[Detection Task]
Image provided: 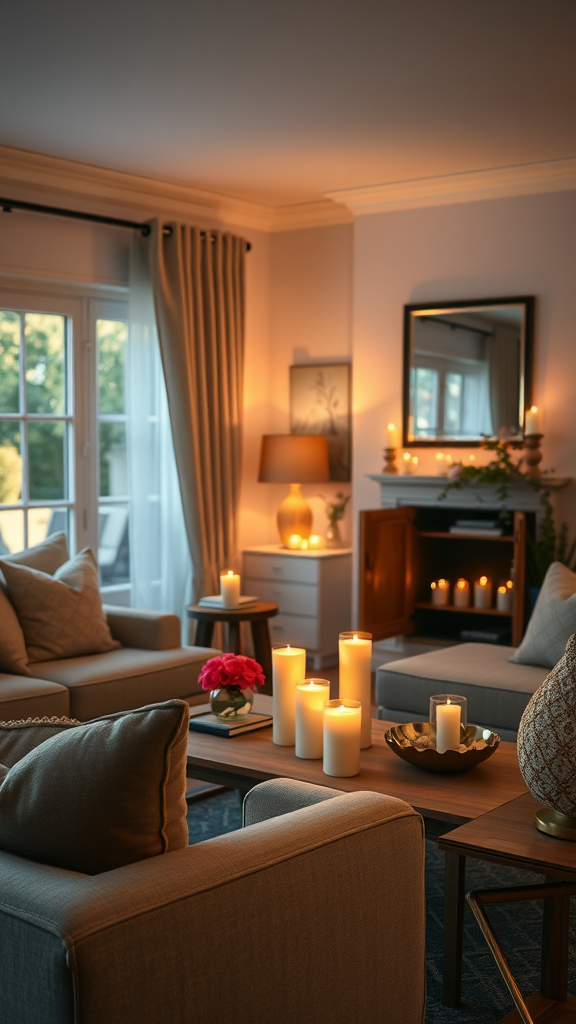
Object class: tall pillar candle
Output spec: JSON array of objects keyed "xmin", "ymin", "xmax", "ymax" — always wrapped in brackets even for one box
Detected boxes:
[
  {"xmin": 435, "ymin": 700, "xmax": 461, "ymax": 753},
  {"xmin": 474, "ymin": 576, "xmax": 492, "ymax": 609},
  {"xmin": 339, "ymin": 631, "xmax": 372, "ymax": 749},
  {"xmin": 296, "ymin": 679, "xmax": 330, "ymax": 759},
  {"xmin": 272, "ymin": 645, "xmax": 306, "ymax": 746},
  {"xmin": 430, "ymin": 579, "xmax": 450, "ymax": 606},
  {"xmin": 323, "ymin": 699, "xmax": 361, "ymax": 777},
  {"xmin": 496, "ymin": 583, "xmax": 513, "ymax": 612},
  {"xmin": 453, "ymin": 578, "xmax": 470, "ymax": 608},
  {"xmin": 220, "ymin": 570, "xmax": 240, "ymax": 608}
]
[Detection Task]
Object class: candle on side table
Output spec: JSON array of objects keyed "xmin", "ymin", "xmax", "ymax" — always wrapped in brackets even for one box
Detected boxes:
[
  {"xmin": 474, "ymin": 576, "xmax": 492, "ymax": 609},
  {"xmin": 272, "ymin": 645, "xmax": 306, "ymax": 746},
  {"xmin": 296, "ymin": 679, "xmax": 330, "ymax": 759},
  {"xmin": 430, "ymin": 579, "xmax": 450, "ymax": 606},
  {"xmin": 323, "ymin": 699, "xmax": 361, "ymax": 777},
  {"xmin": 220, "ymin": 570, "xmax": 240, "ymax": 608},
  {"xmin": 453, "ymin": 578, "xmax": 470, "ymax": 608},
  {"xmin": 339, "ymin": 631, "xmax": 372, "ymax": 748}
]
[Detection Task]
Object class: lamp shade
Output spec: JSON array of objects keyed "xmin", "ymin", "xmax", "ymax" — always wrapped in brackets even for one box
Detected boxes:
[{"xmin": 258, "ymin": 435, "xmax": 330, "ymax": 484}]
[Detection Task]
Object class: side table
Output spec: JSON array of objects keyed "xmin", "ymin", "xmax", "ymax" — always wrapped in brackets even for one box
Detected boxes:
[{"xmin": 187, "ymin": 601, "xmax": 279, "ymax": 694}]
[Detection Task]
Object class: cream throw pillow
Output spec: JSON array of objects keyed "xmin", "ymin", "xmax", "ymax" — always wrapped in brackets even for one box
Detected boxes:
[
  {"xmin": 0, "ymin": 532, "xmax": 70, "ymax": 675},
  {"xmin": 0, "ymin": 549, "xmax": 120, "ymax": 663},
  {"xmin": 511, "ymin": 562, "xmax": 576, "ymax": 669}
]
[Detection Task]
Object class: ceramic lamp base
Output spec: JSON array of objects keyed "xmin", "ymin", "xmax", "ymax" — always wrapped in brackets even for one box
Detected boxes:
[
  {"xmin": 277, "ymin": 483, "xmax": 312, "ymax": 547},
  {"xmin": 534, "ymin": 807, "xmax": 576, "ymax": 841}
]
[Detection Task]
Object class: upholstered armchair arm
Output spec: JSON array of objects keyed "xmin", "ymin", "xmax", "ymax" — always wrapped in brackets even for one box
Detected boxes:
[
  {"xmin": 0, "ymin": 788, "xmax": 425, "ymax": 1024},
  {"xmin": 103, "ymin": 606, "xmax": 181, "ymax": 650},
  {"xmin": 243, "ymin": 776, "xmax": 342, "ymax": 825}
]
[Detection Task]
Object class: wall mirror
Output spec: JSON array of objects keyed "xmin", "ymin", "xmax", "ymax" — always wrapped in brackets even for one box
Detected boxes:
[{"xmin": 403, "ymin": 296, "xmax": 534, "ymax": 447}]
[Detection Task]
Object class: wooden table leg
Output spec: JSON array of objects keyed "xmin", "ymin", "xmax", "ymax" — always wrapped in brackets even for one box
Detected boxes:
[
  {"xmin": 251, "ymin": 619, "xmax": 273, "ymax": 695},
  {"xmin": 194, "ymin": 620, "xmax": 215, "ymax": 648},
  {"xmin": 226, "ymin": 620, "xmax": 241, "ymax": 654},
  {"xmin": 443, "ymin": 851, "xmax": 466, "ymax": 1007},
  {"xmin": 541, "ymin": 879, "xmax": 570, "ymax": 1001}
]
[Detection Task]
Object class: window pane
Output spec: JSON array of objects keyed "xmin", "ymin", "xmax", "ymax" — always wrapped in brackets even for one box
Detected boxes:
[
  {"xmin": 0, "ymin": 509, "xmax": 24, "ymax": 555},
  {"xmin": 99, "ymin": 504, "xmax": 130, "ymax": 585},
  {"xmin": 98, "ymin": 319, "xmax": 127, "ymax": 415},
  {"xmin": 413, "ymin": 366, "xmax": 438, "ymax": 437},
  {"xmin": 444, "ymin": 373, "xmax": 463, "ymax": 434},
  {"xmin": 0, "ymin": 311, "xmax": 21, "ymax": 414},
  {"xmin": 28, "ymin": 507, "xmax": 69, "ymax": 549},
  {"xmin": 28, "ymin": 421, "xmax": 66, "ymax": 500},
  {"xmin": 0, "ymin": 422, "xmax": 22, "ymax": 504},
  {"xmin": 25, "ymin": 313, "xmax": 66, "ymax": 415},
  {"xmin": 99, "ymin": 422, "xmax": 127, "ymax": 497}
]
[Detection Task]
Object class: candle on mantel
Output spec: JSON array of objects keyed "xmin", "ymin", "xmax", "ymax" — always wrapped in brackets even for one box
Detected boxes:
[
  {"xmin": 430, "ymin": 579, "xmax": 450, "ymax": 607},
  {"xmin": 402, "ymin": 452, "xmax": 413, "ymax": 474},
  {"xmin": 339, "ymin": 631, "xmax": 372, "ymax": 749},
  {"xmin": 435, "ymin": 453, "xmax": 447, "ymax": 476},
  {"xmin": 435, "ymin": 699, "xmax": 461, "ymax": 753},
  {"xmin": 220, "ymin": 570, "xmax": 240, "ymax": 608},
  {"xmin": 411, "ymin": 455, "xmax": 419, "ymax": 472},
  {"xmin": 272, "ymin": 645, "xmax": 306, "ymax": 746},
  {"xmin": 323, "ymin": 700, "xmax": 361, "ymax": 777},
  {"xmin": 386, "ymin": 422, "xmax": 399, "ymax": 449},
  {"xmin": 524, "ymin": 405, "xmax": 543, "ymax": 435},
  {"xmin": 296, "ymin": 679, "xmax": 330, "ymax": 759},
  {"xmin": 496, "ymin": 581, "xmax": 514, "ymax": 612},
  {"xmin": 474, "ymin": 575, "xmax": 492, "ymax": 609},
  {"xmin": 453, "ymin": 578, "xmax": 471, "ymax": 608}
]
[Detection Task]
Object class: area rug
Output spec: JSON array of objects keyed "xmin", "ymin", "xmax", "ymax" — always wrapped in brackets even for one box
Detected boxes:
[{"xmin": 187, "ymin": 791, "xmax": 576, "ymax": 1024}]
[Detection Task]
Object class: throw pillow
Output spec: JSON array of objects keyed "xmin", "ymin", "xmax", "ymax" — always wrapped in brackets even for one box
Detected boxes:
[
  {"xmin": 0, "ymin": 531, "xmax": 69, "ymax": 582},
  {"xmin": 0, "ymin": 549, "xmax": 120, "ymax": 663},
  {"xmin": 0, "ymin": 715, "xmax": 81, "ymax": 769},
  {"xmin": 0, "ymin": 700, "xmax": 190, "ymax": 874},
  {"xmin": 517, "ymin": 634, "xmax": 576, "ymax": 817},
  {"xmin": 510, "ymin": 562, "xmax": 576, "ymax": 669}
]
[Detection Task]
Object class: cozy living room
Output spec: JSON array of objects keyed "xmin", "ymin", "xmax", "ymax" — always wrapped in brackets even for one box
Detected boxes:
[{"xmin": 1, "ymin": 2, "xmax": 576, "ymax": 1023}]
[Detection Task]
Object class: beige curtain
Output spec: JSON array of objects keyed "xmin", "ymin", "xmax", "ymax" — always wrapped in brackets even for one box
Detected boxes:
[{"xmin": 146, "ymin": 220, "xmax": 246, "ymax": 601}]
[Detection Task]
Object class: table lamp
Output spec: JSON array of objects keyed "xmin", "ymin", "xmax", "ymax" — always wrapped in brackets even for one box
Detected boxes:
[{"xmin": 258, "ymin": 434, "xmax": 330, "ymax": 547}]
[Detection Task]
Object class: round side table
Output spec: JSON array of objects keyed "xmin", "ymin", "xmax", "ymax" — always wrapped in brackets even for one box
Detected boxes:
[{"xmin": 187, "ymin": 601, "xmax": 279, "ymax": 694}]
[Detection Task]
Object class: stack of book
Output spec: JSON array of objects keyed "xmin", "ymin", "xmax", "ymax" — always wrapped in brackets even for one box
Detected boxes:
[
  {"xmin": 449, "ymin": 519, "xmax": 504, "ymax": 537},
  {"xmin": 198, "ymin": 595, "xmax": 258, "ymax": 608}
]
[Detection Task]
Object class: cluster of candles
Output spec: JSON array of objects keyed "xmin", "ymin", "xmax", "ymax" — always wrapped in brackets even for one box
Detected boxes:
[
  {"xmin": 430, "ymin": 576, "xmax": 514, "ymax": 611},
  {"xmin": 272, "ymin": 631, "xmax": 372, "ymax": 778},
  {"xmin": 286, "ymin": 534, "xmax": 323, "ymax": 551}
]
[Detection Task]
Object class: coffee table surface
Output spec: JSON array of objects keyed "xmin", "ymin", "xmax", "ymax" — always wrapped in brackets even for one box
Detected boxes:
[{"xmin": 187, "ymin": 696, "xmax": 526, "ymax": 825}]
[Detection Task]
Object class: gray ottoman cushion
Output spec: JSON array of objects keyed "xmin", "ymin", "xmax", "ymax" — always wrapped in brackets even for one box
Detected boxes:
[{"xmin": 376, "ymin": 643, "xmax": 549, "ymax": 732}]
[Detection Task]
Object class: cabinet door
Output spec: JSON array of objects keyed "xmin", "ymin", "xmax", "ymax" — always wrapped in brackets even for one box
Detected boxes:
[
  {"xmin": 512, "ymin": 511, "xmax": 526, "ymax": 647},
  {"xmin": 359, "ymin": 508, "xmax": 416, "ymax": 640}
]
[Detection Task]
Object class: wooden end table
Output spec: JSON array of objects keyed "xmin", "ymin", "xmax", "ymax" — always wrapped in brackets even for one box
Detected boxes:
[{"xmin": 187, "ymin": 602, "xmax": 278, "ymax": 693}]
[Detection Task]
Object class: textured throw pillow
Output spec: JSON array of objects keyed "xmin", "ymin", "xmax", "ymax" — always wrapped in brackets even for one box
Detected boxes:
[
  {"xmin": 510, "ymin": 562, "xmax": 576, "ymax": 669},
  {"xmin": 517, "ymin": 634, "xmax": 576, "ymax": 816},
  {"xmin": 0, "ymin": 531, "xmax": 69, "ymax": 581},
  {"xmin": 0, "ymin": 715, "xmax": 81, "ymax": 769},
  {"xmin": 0, "ymin": 700, "xmax": 190, "ymax": 874},
  {"xmin": 0, "ymin": 548, "xmax": 120, "ymax": 663}
]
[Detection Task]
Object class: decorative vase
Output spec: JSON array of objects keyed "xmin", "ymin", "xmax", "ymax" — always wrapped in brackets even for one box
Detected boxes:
[
  {"xmin": 210, "ymin": 686, "xmax": 254, "ymax": 722},
  {"xmin": 326, "ymin": 522, "xmax": 343, "ymax": 548},
  {"xmin": 517, "ymin": 633, "xmax": 576, "ymax": 839}
]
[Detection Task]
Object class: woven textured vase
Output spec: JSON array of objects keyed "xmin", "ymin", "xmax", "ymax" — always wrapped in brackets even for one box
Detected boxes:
[{"xmin": 517, "ymin": 633, "xmax": 576, "ymax": 817}]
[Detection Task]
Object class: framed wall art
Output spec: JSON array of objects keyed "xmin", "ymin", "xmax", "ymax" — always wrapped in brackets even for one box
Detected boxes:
[{"xmin": 289, "ymin": 363, "xmax": 351, "ymax": 481}]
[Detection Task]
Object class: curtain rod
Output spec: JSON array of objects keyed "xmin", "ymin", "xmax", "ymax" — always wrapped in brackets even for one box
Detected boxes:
[
  {"xmin": 0, "ymin": 196, "xmax": 251, "ymax": 250},
  {"xmin": 421, "ymin": 314, "xmax": 492, "ymax": 338}
]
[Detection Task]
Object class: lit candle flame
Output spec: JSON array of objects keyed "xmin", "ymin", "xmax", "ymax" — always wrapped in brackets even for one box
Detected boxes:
[
  {"xmin": 431, "ymin": 581, "xmax": 437, "ymax": 590},
  {"xmin": 456, "ymin": 579, "xmax": 466, "ymax": 589},
  {"xmin": 479, "ymin": 576, "xmax": 488, "ymax": 586},
  {"xmin": 227, "ymin": 570, "xmax": 234, "ymax": 577},
  {"xmin": 506, "ymin": 580, "xmax": 513, "ymax": 589},
  {"xmin": 531, "ymin": 405, "xmax": 538, "ymax": 413}
]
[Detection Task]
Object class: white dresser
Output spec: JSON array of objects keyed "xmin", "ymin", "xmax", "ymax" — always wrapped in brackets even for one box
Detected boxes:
[{"xmin": 242, "ymin": 545, "xmax": 352, "ymax": 669}]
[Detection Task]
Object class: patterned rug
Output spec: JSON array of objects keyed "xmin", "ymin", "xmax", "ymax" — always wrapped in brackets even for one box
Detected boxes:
[{"xmin": 187, "ymin": 790, "xmax": 576, "ymax": 1024}]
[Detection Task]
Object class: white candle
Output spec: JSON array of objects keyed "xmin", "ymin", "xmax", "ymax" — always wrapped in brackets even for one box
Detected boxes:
[
  {"xmin": 296, "ymin": 679, "xmax": 330, "ymax": 759},
  {"xmin": 339, "ymin": 631, "xmax": 372, "ymax": 749},
  {"xmin": 474, "ymin": 576, "xmax": 492, "ymax": 609},
  {"xmin": 287, "ymin": 534, "xmax": 302, "ymax": 550},
  {"xmin": 220, "ymin": 570, "xmax": 240, "ymax": 608},
  {"xmin": 386, "ymin": 422, "xmax": 399, "ymax": 448},
  {"xmin": 411, "ymin": 455, "xmax": 419, "ymax": 472},
  {"xmin": 524, "ymin": 405, "xmax": 543, "ymax": 435},
  {"xmin": 430, "ymin": 579, "xmax": 450, "ymax": 607},
  {"xmin": 403, "ymin": 452, "xmax": 413, "ymax": 474},
  {"xmin": 435, "ymin": 699, "xmax": 461, "ymax": 753},
  {"xmin": 453, "ymin": 578, "xmax": 471, "ymax": 608},
  {"xmin": 308, "ymin": 534, "xmax": 323, "ymax": 549},
  {"xmin": 435, "ymin": 452, "xmax": 447, "ymax": 476},
  {"xmin": 272, "ymin": 645, "xmax": 306, "ymax": 746},
  {"xmin": 496, "ymin": 584, "xmax": 513, "ymax": 612},
  {"xmin": 323, "ymin": 700, "xmax": 361, "ymax": 777}
]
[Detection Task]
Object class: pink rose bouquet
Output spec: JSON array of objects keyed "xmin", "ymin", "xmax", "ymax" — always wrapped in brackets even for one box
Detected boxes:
[{"xmin": 198, "ymin": 653, "xmax": 266, "ymax": 692}]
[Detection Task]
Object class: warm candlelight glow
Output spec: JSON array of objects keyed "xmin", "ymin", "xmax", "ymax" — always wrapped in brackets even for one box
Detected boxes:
[
  {"xmin": 287, "ymin": 534, "xmax": 302, "ymax": 549},
  {"xmin": 507, "ymin": 580, "xmax": 513, "ymax": 589},
  {"xmin": 456, "ymin": 579, "xmax": 466, "ymax": 589},
  {"xmin": 479, "ymin": 576, "xmax": 488, "ymax": 586}
]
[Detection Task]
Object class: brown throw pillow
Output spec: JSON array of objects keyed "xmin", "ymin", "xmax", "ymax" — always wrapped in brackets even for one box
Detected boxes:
[
  {"xmin": 0, "ymin": 700, "xmax": 190, "ymax": 874},
  {"xmin": 0, "ymin": 531, "xmax": 69, "ymax": 580},
  {"xmin": 0, "ymin": 548, "xmax": 120, "ymax": 663},
  {"xmin": 0, "ymin": 715, "xmax": 81, "ymax": 769}
]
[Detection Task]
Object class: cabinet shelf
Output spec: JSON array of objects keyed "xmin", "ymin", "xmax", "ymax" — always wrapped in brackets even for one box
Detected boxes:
[
  {"xmin": 416, "ymin": 531, "xmax": 513, "ymax": 543},
  {"xmin": 414, "ymin": 602, "xmax": 512, "ymax": 617}
]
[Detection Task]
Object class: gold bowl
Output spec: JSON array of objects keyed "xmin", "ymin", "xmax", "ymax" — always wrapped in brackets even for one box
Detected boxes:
[{"xmin": 384, "ymin": 722, "xmax": 500, "ymax": 774}]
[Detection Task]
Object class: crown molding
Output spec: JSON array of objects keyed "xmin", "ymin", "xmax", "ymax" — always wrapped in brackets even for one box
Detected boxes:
[
  {"xmin": 0, "ymin": 145, "xmax": 349, "ymax": 233},
  {"xmin": 325, "ymin": 157, "xmax": 576, "ymax": 215}
]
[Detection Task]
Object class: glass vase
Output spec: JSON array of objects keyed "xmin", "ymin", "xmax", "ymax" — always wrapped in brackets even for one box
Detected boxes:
[
  {"xmin": 326, "ymin": 521, "xmax": 343, "ymax": 548},
  {"xmin": 210, "ymin": 686, "xmax": 254, "ymax": 722}
]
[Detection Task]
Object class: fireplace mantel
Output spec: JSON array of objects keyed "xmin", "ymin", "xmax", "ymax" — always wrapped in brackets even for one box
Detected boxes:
[{"xmin": 366, "ymin": 474, "xmax": 570, "ymax": 512}]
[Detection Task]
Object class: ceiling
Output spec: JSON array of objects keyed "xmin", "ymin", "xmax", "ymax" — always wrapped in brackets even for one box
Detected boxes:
[{"xmin": 2, "ymin": 0, "xmax": 576, "ymax": 208}]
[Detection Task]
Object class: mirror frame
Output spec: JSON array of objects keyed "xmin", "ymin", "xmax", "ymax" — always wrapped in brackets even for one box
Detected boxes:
[{"xmin": 402, "ymin": 295, "xmax": 534, "ymax": 448}]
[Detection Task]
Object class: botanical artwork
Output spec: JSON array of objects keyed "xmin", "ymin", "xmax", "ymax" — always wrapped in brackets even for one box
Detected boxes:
[{"xmin": 289, "ymin": 364, "xmax": 351, "ymax": 482}]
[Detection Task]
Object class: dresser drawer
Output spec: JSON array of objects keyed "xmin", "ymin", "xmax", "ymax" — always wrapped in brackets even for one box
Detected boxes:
[
  {"xmin": 245, "ymin": 578, "xmax": 318, "ymax": 617},
  {"xmin": 243, "ymin": 552, "xmax": 319, "ymax": 585},
  {"xmin": 268, "ymin": 614, "xmax": 319, "ymax": 650}
]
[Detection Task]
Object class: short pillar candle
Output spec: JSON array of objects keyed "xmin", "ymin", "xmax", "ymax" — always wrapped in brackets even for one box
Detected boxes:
[
  {"xmin": 453, "ymin": 578, "xmax": 470, "ymax": 608},
  {"xmin": 323, "ymin": 699, "xmax": 361, "ymax": 777},
  {"xmin": 430, "ymin": 694, "xmax": 467, "ymax": 753},
  {"xmin": 474, "ymin": 576, "xmax": 492, "ymax": 609},
  {"xmin": 272, "ymin": 645, "xmax": 306, "ymax": 746},
  {"xmin": 220, "ymin": 570, "xmax": 240, "ymax": 608},
  {"xmin": 296, "ymin": 679, "xmax": 330, "ymax": 759},
  {"xmin": 430, "ymin": 579, "xmax": 450, "ymax": 606},
  {"xmin": 339, "ymin": 631, "xmax": 372, "ymax": 749},
  {"xmin": 496, "ymin": 580, "xmax": 514, "ymax": 612}
]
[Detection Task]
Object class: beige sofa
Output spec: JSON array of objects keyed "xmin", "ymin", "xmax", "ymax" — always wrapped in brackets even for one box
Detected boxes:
[
  {"xmin": 0, "ymin": 605, "xmax": 219, "ymax": 722},
  {"xmin": 0, "ymin": 778, "xmax": 425, "ymax": 1024}
]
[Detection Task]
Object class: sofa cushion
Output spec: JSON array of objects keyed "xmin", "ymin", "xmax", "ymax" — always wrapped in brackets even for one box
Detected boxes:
[
  {"xmin": 0, "ymin": 715, "xmax": 80, "ymax": 769},
  {"xmin": 376, "ymin": 643, "xmax": 549, "ymax": 732},
  {"xmin": 0, "ymin": 674, "xmax": 70, "ymax": 720},
  {"xmin": 0, "ymin": 530, "xmax": 69, "ymax": 578},
  {"xmin": 0, "ymin": 700, "xmax": 190, "ymax": 873},
  {"xmin": 0, "ymin": 549, "xmax": 120, "ymax": 663},
  {"xmin": 511, "ymin": 562, "xmax": 576, "ymax": 669},
  {"xmin": 34, "ymin": 644, "xmax": 221, "ymax": 720}
]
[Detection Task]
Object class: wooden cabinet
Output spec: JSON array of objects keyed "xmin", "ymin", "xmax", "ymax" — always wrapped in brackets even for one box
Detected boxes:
[
  {"xmin": 243, "ymin": 546, "xmax": 352, "ymax": 669},
  {"xmin": 359, "ymin": 507, "xmax": 527, "ymax": 646}
]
